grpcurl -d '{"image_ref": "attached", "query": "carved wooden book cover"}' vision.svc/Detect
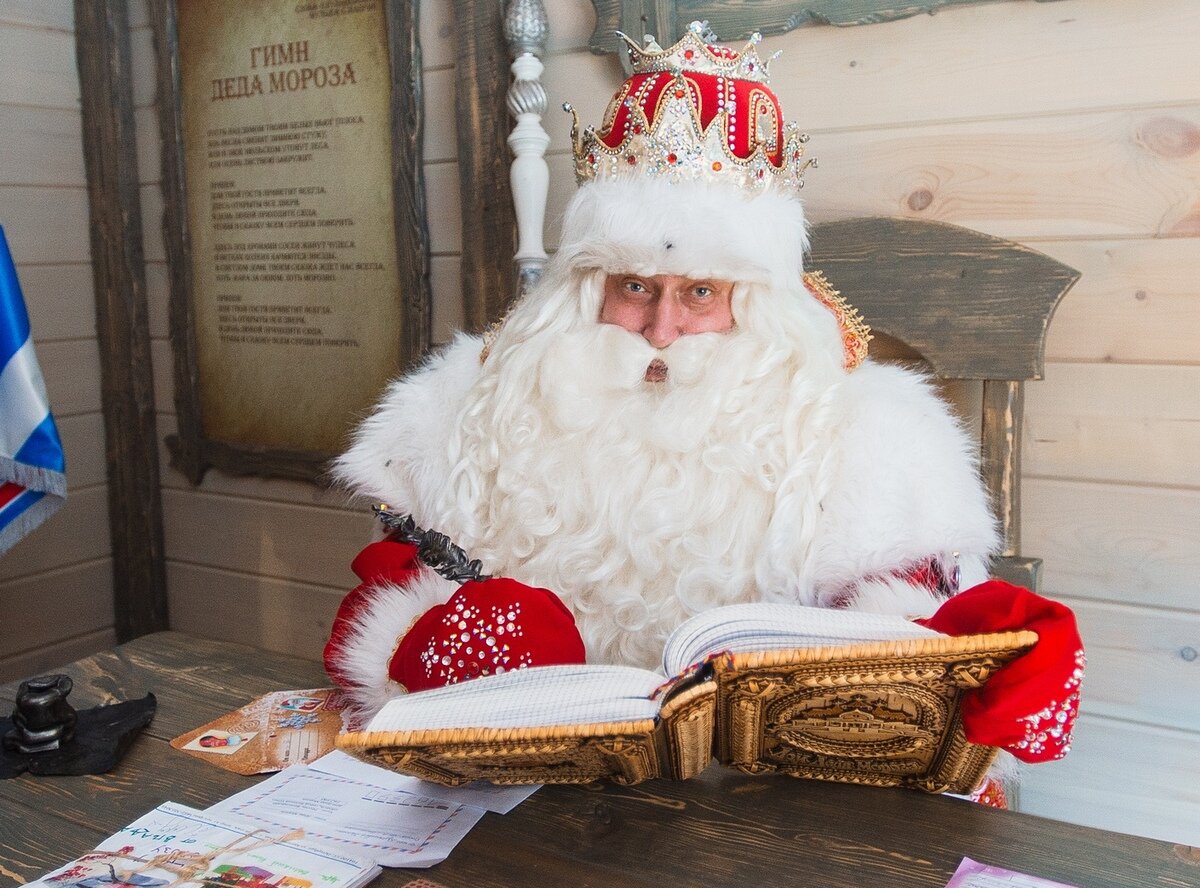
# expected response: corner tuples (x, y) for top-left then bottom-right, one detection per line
(336, 605), (1035, 794)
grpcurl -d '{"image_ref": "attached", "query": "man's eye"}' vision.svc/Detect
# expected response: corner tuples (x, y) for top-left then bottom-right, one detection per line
(624, 281), (645, 293)
(694, 287), (712, 298)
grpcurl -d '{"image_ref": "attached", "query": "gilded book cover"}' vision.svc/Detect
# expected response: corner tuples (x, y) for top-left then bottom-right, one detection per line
(336, 629), (1035, 794)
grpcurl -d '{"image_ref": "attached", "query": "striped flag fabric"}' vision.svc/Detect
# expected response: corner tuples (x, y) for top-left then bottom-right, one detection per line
(0, 224), (66, 556)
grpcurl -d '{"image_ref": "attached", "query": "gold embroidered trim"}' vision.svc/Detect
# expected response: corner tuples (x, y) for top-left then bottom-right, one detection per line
(803, 269), (872, 371)
(479, 319), (503, 364)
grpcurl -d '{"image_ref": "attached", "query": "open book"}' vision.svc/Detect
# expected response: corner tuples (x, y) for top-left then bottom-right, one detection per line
(337, 603), (1037, 794)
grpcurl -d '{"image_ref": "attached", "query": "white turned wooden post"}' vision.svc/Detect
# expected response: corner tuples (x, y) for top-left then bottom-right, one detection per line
(504, 0), (550, 297)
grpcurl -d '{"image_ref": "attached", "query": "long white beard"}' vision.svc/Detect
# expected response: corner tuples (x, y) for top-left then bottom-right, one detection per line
(438, 317), (841, 670)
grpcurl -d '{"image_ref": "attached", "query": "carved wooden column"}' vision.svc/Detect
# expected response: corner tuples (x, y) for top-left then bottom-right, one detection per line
(504, 0), (551, 296)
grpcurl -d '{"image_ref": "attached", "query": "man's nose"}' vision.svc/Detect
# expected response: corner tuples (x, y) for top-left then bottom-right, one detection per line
(643, 296), (683, 348)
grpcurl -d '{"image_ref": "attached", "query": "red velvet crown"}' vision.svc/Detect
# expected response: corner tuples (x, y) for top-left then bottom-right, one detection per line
(566, 22), (814, 194)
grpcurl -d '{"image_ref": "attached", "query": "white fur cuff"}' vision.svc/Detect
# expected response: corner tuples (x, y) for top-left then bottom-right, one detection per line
(331, 568), (458, 717)
(842, 575), (944, 620)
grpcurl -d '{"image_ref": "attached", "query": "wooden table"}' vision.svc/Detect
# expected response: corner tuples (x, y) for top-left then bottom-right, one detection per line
(1, 633), (1197, 888)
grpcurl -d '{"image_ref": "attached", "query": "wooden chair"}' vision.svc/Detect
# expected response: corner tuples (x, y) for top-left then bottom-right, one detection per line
(807, 218), (1079, 590)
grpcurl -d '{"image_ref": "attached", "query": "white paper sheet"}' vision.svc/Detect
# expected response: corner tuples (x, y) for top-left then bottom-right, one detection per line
(310, 749), (541, 814)
(206, 764), (484, 868)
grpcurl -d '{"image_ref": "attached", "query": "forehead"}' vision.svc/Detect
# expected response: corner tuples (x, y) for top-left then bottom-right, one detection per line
(606, 272), (733, 287)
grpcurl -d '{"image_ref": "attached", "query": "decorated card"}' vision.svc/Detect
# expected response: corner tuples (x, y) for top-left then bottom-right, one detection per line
(171, 688), (351, 775)
(27, 801), (378, 888)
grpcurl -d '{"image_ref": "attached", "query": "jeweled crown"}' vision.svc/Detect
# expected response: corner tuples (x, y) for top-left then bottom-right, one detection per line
(565, 21), (815, 195)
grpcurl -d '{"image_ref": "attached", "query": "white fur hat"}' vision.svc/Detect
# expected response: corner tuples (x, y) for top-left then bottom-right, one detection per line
(555, 176), (809, 290)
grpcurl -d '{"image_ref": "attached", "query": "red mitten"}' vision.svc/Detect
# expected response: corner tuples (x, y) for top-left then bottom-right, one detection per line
(389, 577), (587, 692)
(324, 539), (421, 687)
(918, 580), (1085, 763)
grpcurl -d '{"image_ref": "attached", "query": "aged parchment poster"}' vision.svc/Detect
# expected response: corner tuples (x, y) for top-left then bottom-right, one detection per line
(178, 0), (401, 454)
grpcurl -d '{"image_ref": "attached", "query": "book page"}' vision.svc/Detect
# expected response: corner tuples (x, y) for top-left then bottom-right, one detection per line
(362, 664), (664, 733)
(662, 602), (944, 675)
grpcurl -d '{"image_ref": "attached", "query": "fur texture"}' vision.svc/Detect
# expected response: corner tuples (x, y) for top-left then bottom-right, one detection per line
(333, 177), (999, 677)
(330, 569), (457, 715)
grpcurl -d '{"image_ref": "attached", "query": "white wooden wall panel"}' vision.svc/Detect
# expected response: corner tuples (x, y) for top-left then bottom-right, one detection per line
(764, 0), (1200, 130)
(0, 486), (110, 583)
(544, 0), (592, 52)
(161, 489), (363, 590)
(0, 105), (86, 185)
(150, 338), (174, 415)
(1035, 238), (1200, 364)
(789, 106), (1200, 240)
(0, 628), (118, 683)
(0, 186), (91, 262)
(418, 0), (455, 69)
(0, 25), (79, 108)
(126, 0), (148, 30)
(431, 253), (464, 343)
(1065, 599), (1200, 732)
(1025, 479), (1200, 611)
(0, 1), (74, 30)
(425, 160), (463, 253)
(128, 24), (156, 109)
(541, 51), (622, 155)
(1020, 716), (1200, 845)
(57, 412), (109, 490)
(134, 106), (161, 185)
(139, 181), (166, 263)
(17, 264), (97, 340)
(422, 68), (457, 162)
(168, 562), (343, 656)
(1025, 363), (1200, 488)
(146, 262), (169, 339)
(38, 339), (103, 418)
(0, 559), (114, 652)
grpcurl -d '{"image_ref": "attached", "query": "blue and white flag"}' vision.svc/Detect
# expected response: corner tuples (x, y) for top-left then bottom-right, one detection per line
(0, 224), (66, 556)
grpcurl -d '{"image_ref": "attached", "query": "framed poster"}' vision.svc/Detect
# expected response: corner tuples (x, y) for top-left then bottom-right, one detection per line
(152, 0), (430, 482)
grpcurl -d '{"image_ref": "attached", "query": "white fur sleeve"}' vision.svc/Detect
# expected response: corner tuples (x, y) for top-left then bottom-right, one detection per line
(811, 361), (1000, 608)
(331, 569), (458, 716)
(332, 334), (483, 526)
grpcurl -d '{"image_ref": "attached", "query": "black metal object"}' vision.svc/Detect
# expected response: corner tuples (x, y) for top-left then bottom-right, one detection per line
(1, 674), (156, 778)
(372, 506), (492, 584)
(4, 675), (77, 753)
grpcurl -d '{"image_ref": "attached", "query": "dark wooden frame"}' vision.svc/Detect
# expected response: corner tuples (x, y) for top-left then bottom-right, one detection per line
(453, 0), (518, 330)
(588, 0), (1039, 57)
(74, 0), (169, 639)
(149, 0), (432, 484)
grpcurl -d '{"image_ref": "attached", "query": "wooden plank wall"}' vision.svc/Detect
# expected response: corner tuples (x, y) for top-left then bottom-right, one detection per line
(124, 0), (1198, 845)
(0, 1), (117, 679)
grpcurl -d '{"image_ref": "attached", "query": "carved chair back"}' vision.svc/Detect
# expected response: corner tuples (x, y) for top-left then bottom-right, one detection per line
(807, 218), (1079, 589)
